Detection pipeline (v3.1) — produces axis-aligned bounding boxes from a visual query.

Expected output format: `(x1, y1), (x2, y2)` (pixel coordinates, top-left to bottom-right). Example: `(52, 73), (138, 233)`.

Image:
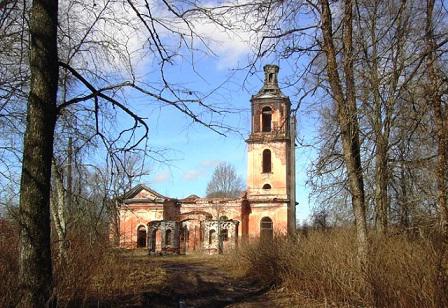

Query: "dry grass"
(0, 220), (19, 307)
(0, 223), (167, 307)
(226, 229), (448, 307)
(2, 223), (447, 307)
(53, 239), (168, 306)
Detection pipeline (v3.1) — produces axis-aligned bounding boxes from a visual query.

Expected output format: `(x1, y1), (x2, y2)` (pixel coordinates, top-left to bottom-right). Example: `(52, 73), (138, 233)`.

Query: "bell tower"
(246, 65), (296, 234)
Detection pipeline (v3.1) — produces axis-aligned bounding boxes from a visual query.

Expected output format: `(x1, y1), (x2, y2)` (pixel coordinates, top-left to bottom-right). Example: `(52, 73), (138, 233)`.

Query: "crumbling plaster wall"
(247, 141), (289, 198)
(202, 220), (239, 254)
(148, 220), (180, 254)
(247, 203), (288, 237)
(119, 204), (163, 248)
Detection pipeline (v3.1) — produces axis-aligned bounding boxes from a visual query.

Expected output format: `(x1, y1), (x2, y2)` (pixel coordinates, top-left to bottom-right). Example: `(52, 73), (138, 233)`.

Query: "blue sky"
(125, 56), (318, 223)
(58, 2), (320, 223)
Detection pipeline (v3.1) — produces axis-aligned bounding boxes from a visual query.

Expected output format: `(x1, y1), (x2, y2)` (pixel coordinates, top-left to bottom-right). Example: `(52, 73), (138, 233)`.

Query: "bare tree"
(318, 0), (369, 267)
(311, 208), (330, 230)
(17, 0), (59, 306)
(206, 162), (244, 198)
(425, 0), (448, 234)
(11, 0), (240, 305)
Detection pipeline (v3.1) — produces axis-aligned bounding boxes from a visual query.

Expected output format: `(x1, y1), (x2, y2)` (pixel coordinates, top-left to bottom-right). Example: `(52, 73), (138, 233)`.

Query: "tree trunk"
(18, 0), (59, 306)
(320, 0), (369, 266)
(368, 7), (389, 234)
(426, 0), (448, 234)
(66, 137), (73, 210)
(375, 138), (389, 234)
(398, 159), (410, 230)
(51, 160), (67, 264)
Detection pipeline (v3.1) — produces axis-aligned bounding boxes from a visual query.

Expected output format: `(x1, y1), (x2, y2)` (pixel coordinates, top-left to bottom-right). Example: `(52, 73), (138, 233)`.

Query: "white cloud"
(190, 21), (253, 69)
(153, 170), (170, 183)
(59, 0), (263, 79)
(183, 159), (222, 181)
(199, 159), (220, 168)
(183, 169), (202, 181)
(58, 0), (151, 78)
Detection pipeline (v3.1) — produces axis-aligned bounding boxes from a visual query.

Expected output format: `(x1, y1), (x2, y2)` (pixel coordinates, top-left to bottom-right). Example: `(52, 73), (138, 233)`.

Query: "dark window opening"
(268, 73), (273, 82)
(221, 229), (229, 241)
(180, 227), (185, 241)
(262, 107), (272, 132)
(137, 225), (147, 248)
(209, 229), (216, 245)
(260, 217), (273, 241)
(220, 216), (228, 221)
(262, 184), (271, 190)
(165, 229), (172, 246)
(262, 149), (272, 173)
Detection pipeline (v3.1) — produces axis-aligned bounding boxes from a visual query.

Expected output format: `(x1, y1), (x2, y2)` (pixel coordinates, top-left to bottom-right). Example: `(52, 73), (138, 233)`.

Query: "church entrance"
(137, 225), (147, 248)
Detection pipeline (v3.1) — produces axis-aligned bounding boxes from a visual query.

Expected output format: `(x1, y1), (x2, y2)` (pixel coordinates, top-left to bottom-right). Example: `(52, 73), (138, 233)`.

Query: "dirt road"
(96, 250), (303, 307)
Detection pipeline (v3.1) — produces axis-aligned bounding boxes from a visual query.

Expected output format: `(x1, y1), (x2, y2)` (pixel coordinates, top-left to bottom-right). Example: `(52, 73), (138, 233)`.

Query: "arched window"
(262, 149), (272, 173)
(262, 107), (272, 132)
(260, 217), (273, 241)
(221, 229), (229, 242)
(209, 229), (216, 245)
(262, 183), (271, 190)
(165, 229), (172, 246)
(137, 225), (147, 248)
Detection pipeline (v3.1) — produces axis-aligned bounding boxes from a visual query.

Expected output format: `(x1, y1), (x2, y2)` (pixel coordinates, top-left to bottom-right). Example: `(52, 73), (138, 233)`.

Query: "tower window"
(262, 149), (272, 173)
(268, 73), (273, 82)
(262, 107), (272, 132)
(262, 184), (271, 190)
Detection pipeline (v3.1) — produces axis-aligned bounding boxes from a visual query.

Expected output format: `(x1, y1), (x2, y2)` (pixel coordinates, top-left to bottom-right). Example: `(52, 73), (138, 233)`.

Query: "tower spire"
(256, 64), (283, 96)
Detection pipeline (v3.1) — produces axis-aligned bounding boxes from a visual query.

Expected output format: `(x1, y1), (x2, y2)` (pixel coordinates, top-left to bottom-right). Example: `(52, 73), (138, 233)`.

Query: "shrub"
(0, 219), (19, 307)
(228, 229), (448, 306)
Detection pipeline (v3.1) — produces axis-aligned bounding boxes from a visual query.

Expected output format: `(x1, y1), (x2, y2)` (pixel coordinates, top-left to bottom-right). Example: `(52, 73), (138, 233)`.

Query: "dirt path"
(106, 250), (304, 307)
(144, 259), (268, 307)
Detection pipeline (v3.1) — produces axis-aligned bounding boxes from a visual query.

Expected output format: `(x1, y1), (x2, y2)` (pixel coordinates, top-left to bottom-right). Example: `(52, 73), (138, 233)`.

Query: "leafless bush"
(52, 232), (164, 306)
(0, 223), (164, 306)
(0, 219), (19, 307)
(228, 229), (448, 307)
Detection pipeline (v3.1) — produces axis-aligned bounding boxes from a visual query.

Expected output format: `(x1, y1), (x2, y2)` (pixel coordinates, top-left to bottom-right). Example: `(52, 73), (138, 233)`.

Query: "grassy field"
(225, 229), (448, 307)
(2, 224), (447, 307)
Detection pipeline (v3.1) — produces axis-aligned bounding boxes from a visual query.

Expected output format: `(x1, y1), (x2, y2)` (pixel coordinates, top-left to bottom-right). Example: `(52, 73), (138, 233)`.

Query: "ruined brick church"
(117, 65), (296, 254)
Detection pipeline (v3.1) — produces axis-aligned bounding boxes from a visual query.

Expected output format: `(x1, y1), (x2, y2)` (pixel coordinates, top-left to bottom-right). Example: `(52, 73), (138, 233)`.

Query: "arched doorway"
(220, 229), (229, 242)
(149, 229), (161, 253)
(137, 225), (147, 248)
(165, 229), (172, 246)
(179, 225), (189, 254)
(209, 229), (216, 245)
(241, 198), (251, 241)
(260, 217), (273, 241)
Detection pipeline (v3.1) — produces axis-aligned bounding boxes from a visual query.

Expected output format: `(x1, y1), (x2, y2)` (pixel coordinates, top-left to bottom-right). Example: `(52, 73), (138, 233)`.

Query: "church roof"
(121, 184), (167, 200)
(179, 194), (202, 203)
